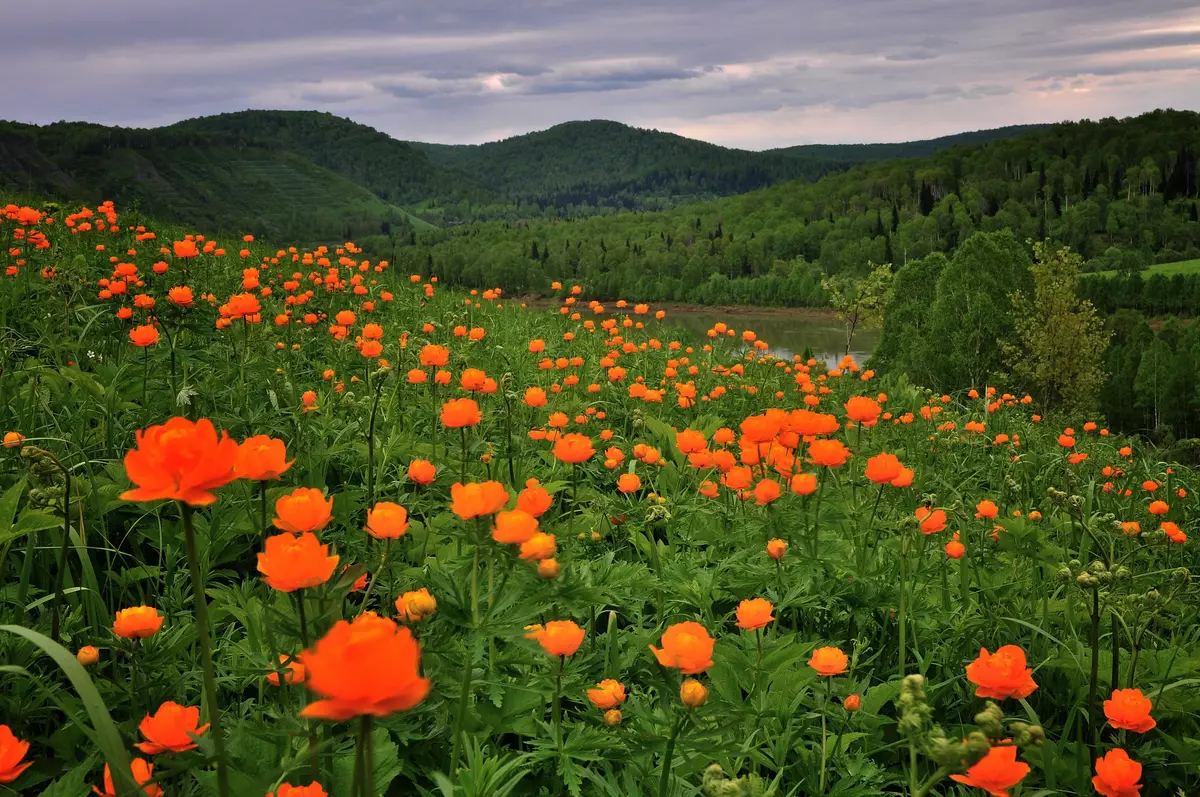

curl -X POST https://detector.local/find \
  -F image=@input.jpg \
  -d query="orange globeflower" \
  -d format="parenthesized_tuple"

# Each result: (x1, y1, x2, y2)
(844, 396, 881, 424)
(113, 606, 164, 639)
(129, 324, 160, 347)
(617, 473, 641, 493)
(419, 344, 449, 367)
(407, 459, 436, 485)
(257, 532, 339, 592)
(915, 507, 947, 534)
(441, 398, 481, 428)
(1148, 500, 1169, 516)
(136, 701, 209, 754)
(268, 783, 329, 797)
(234, 435, 292, 480)
(300, 612, 431, 720)
(808, 646, 849, 676)
(523, 387, 548, 408)
(766, 539, 788, 560)
(1092, 749, 1142, 797)
(975, 499, 999, 519)
(1104, 688, 1156, 733)
(790, 472, 818, 496)
(965, 645, 1038, 700)
(808, 439, 850, 468)
(0, 725, 32, 784)
(675, 429, 707, 454)
(394, 588, 437, 623)
(735, 598, 775, 630)
(451, 481, 509, 519)
(949, 744, 1030, 797)
(650, 621, 714, 674)
(944, 532, 966, 559)
(519, 532, 556, 561)
(364, 502, 409, 539)
(167, 286, 194, 307)
(553, 432, 595, 464)
(587, 679, 627, 710)
(864, 452, 903, 484)
(273, 487, 334, 534)
(680, 679, 708, 707)
(93, 758, 162, 797)
(516, 482, 552, 517)
(121, 417, 239, 506)
(754, 478, 781, 505)
(266, 654, 306, 686)
(3, 431, 25, 449)
(532, 620, 586, 656)
(492, 509, 539, 544)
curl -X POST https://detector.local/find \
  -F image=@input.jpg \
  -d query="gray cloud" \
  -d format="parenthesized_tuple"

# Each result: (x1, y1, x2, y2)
(0, 0, 1197, 148)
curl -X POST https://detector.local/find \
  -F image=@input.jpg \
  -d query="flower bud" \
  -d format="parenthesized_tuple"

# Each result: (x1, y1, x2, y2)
(77, 645, 100, 666)
(843, 693, 861, 712)
(537, 558, 561, 579)
(603, 709, 622, 726)
(680, 678, 708, 707)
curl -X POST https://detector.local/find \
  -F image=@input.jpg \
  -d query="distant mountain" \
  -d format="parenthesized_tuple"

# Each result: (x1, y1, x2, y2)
(766, 124, 1053, 162)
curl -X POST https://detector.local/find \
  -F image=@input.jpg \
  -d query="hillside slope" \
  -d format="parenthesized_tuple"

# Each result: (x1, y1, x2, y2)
(766, 123, 1051, 162)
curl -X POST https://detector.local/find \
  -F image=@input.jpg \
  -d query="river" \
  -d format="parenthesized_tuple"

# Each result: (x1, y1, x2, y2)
(663, 307, 879, 369)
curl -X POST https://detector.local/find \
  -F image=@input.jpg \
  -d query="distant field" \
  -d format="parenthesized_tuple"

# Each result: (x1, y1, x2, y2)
(1091, 259, 1200, 279)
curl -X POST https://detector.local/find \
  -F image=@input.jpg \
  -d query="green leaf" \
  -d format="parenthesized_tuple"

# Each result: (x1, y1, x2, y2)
(35, 760, 94, 797)
(0, 625, 139, 796)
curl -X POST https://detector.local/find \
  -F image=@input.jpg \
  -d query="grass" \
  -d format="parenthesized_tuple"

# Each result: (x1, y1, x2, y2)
(1090, 258, 1200, 279)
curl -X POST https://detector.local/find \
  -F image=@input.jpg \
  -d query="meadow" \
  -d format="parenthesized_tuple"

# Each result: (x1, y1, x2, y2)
(0, 199, 1197, 797)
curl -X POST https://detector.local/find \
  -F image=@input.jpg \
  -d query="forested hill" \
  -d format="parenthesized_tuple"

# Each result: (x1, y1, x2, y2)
(391, 109, 1200, 307)
(766, 123, 1051, 162)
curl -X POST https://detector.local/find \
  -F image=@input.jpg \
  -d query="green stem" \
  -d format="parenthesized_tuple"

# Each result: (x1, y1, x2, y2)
(1088, 587, 1100, 760)
(359, 539, 392, 615)
(180, 504, 229, 797)
(361, 716, 375, 797)
(898, 534, 908, 678)
(819, 677, 831, 794)
(296, 592, 319, 782)
(259, 481, 268, 538)
(50, 467, 72, 643)
(658, 711, 689, 797)
(552, 655, 565, 744)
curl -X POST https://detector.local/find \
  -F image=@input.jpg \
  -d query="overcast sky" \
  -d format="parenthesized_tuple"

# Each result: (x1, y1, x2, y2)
(2, 0, 1198, 149)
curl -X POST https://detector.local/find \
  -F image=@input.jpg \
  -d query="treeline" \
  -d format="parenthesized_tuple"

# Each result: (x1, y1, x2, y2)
(392, 109, 1200, 301)
(1080, 272, 1200, 317)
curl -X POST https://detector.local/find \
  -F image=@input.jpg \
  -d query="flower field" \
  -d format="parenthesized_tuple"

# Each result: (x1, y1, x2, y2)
(1, 199, 1197, 797)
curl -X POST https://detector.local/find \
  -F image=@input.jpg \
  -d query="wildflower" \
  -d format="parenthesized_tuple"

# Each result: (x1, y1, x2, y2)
(531, 620, 585, 656)
(450, 481, 509, 519)
(273, 488, 334, 534)
(1148, 500, 1169, 516)
(492, 509, 539, 544)
(680, 679, 709, 707)
(129, 324, 160, 347)
(588, 679, 627, 710)
(864, 453, 903, 484)
(808, 646, 849, 676)
(944, 532, 966, 559)
(268, 784, 329, 797)
(258, 533, 338, 592)
(675, 429, 707, 454)
(1092, 748, 1142, 797)
(790, 472, 818, 495)
(844, 396, 881, 424)
(915, 507, 947, 534)
(167, 286, 194, 307)
(604, 709, 622, 725)
(843, 694, 861, 711)
(121, 417, 239, 505)
(234, 435, 293, 480)
(441, 398, 481, 428)
(966, 645, 1038, 700)
(975, 500, 999, 519)
(266, 654, 305, 686)
(394, 588, 437, 623)
(523, 387, 547, 407)
(407, 459, 436, 485)
(735, 598, 775, 630)
(754, 478, 782, 504)
(808, 439, 850, 467)
(766, 539, 788, 560)
(77, 645, 100, 666)
(0, 726, 32, 784)
(364, 502, 410, 539)
(553, 432, 595, 464)
(113, 606, 164, 639)
(949, 744, 1029, 797)
(93, 759, 162, 797)
(136, 701, 209, 754)
(519, 532, 556, 561)
(419, 344, 449, 367)
(300, 613, 431, 720)
(2, 431, 24, 449)
(617, 473, 641, 493)
(537, 558, 560, 578)
(1104, 688, 1155, 733)
(516, 482, 552, 516)
(650, 622, 715, 674)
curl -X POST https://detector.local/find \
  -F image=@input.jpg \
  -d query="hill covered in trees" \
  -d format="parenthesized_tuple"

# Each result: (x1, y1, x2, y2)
(390, 109, 1200, 306)
(765, 123, 1051, 162)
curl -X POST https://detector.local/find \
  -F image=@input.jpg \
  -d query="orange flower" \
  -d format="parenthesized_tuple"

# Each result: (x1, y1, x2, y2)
(129, 324, 160, 347)
(167, 286, 194, 307)
(789, 472, 818, 496)
(766, 539, 788, 560)
(864, 452, 903, 484)
(419, 345, 450, 367)
(113, 606, 164, 639)
(407, 459, 436, 485)
(121, 417, 239, 506)
(492, 509, 539, 544)
(915, 506, 947, 534)
(1148, 500, 1168, 516)
(93, 758, 161, 797)
(531, 620, 586, 656)
(735, 598, 775, 630)
(394, 587, 437, 623)
(523, 386, 548, 407)
(268, 783, 329, 797)
(675, 429, 707, 454)
(266, 654, 306, 686)
(0, 725, 32, 784)
(2, 431, 25, 449)
(516, 482, 552, 517)
(1104, 688, 1156, 733)
(1092, 748, 1142, 797)
(807, 439, 850, 468)
(965, 645, 1038, 700)
(77, 645, 100, 666)
(843, 694, 861, 711)
(441, 398, 481, 428)
(617, 473, 641, 493)
(754, 478, 781, 505)
(553, 432, 595, 464)
(975, 499, 999, 519)
(300, 612, 431, 720)
(844, 396, 881, 424)
(949, 744, 1030, 797)
(257, 532, 339, 592)
(808, 646, 848, 676)
(680, 678, 709, 707)
(273, 488, 334, 534)
(587, 679, 627, 711)
(234, 435, 292, 480)
(364, 502, 409, 539)
(519, 532, 556, 561)
(650, 621, 714, 674)
(451, 481, 509, 519)
(944, 532, 966, 559)
(136, 701, 209, 754)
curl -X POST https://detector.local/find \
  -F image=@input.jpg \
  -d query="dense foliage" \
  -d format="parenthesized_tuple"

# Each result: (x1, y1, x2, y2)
(2, 199, 1199, 797)
(764, 124, 1051, 162)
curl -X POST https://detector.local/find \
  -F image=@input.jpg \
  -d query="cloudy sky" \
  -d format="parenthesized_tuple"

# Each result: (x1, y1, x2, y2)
(3, 0, 1198, 149)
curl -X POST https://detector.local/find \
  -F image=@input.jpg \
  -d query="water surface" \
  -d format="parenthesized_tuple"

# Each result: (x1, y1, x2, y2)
(664, 308, 879, 369)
